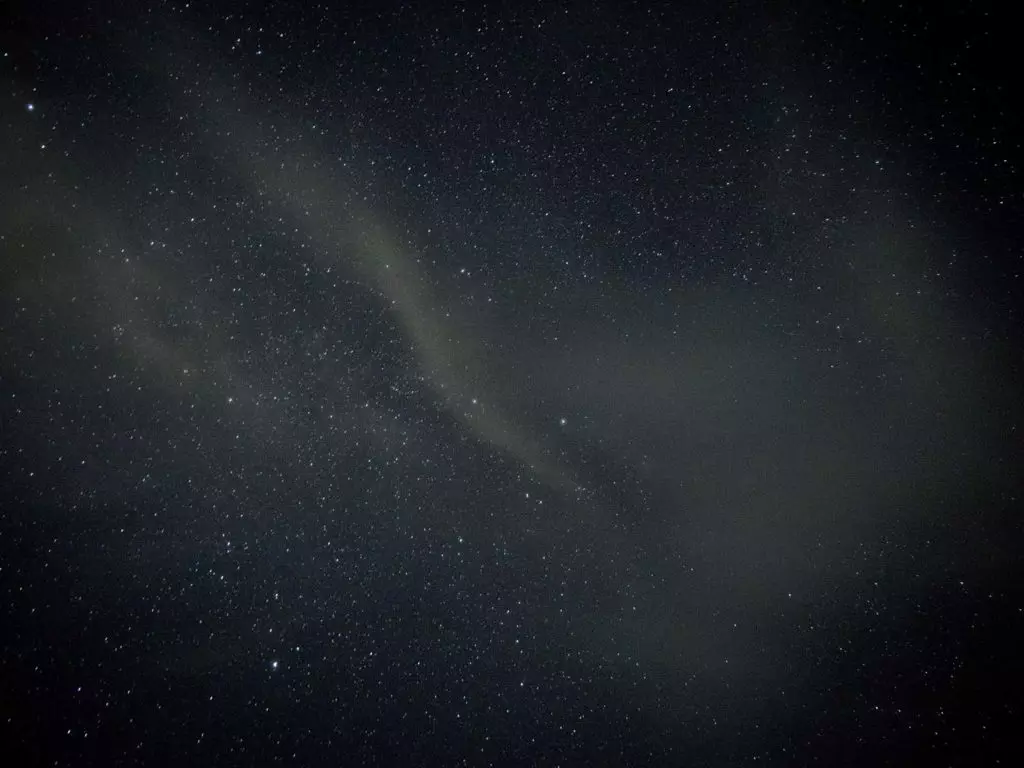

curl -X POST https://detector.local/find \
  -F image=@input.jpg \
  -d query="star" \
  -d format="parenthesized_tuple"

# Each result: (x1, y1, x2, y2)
(1, 3, 1016, 765)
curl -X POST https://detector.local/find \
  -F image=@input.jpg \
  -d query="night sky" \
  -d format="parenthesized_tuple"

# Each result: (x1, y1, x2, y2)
(2, 1, 1022, 765)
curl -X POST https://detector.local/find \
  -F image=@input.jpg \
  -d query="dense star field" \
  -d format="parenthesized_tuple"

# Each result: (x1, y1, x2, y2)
(2, 1, 1022, 764)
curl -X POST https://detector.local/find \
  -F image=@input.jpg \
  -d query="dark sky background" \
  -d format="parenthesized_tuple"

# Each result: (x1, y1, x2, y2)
(2, 1, 1022, 765)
